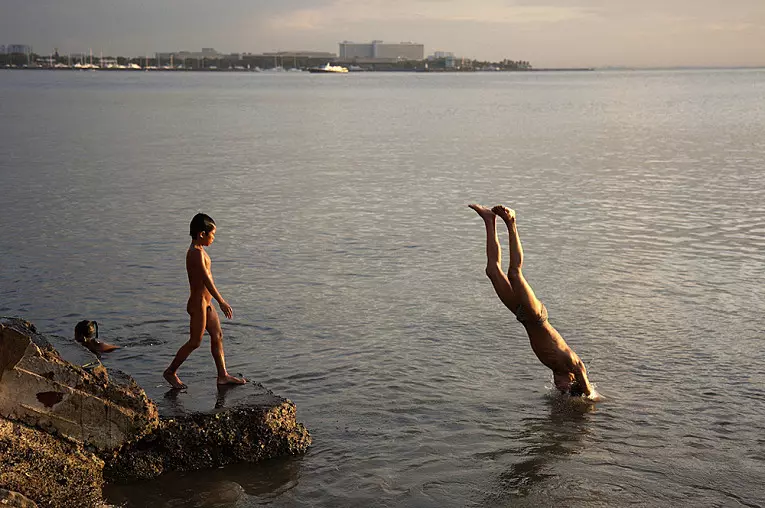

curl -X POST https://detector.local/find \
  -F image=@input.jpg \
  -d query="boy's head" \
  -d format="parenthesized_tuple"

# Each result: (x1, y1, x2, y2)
(190, 213, 216, 240)
(74, 320, 98, 343)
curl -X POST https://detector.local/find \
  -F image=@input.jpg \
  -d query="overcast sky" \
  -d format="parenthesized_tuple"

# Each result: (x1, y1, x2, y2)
(2, 0, 763, 67)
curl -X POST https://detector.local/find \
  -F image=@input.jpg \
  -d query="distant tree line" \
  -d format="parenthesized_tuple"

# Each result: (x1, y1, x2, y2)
(1, 51, 533, 72)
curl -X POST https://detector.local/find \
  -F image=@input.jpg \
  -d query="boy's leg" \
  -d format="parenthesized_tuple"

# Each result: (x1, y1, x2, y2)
(468, 204, 519, 311)
(206, 307, 246, 385)
(164, 307, 206, 389)
(492, 206, 544, 317)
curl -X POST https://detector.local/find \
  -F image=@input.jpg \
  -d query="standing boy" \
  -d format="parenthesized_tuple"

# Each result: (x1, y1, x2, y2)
(164, 213, 246, 389)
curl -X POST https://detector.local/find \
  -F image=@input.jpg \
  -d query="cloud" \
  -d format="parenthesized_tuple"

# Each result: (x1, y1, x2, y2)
(701, 22, 755, 32)
(1, 0, 764, 66)
(266, 0, 594, 31)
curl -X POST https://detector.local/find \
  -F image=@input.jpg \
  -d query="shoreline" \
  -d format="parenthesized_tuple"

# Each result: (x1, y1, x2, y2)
(0, 66, 594, 73)
(0, 317, 311, 507)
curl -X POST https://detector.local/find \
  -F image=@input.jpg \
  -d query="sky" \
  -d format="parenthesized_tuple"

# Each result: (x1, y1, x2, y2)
(2, 0, 763, 68)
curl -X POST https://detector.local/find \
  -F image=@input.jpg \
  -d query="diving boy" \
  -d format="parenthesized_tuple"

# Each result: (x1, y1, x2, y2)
(469, 204, 598, 399)
(163, 213, 246, 389)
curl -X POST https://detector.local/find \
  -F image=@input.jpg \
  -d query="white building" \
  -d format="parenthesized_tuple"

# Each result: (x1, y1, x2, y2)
(429, 51, 455, 60)
(339, 41, 424, 61)
(5, 44, 32, 55)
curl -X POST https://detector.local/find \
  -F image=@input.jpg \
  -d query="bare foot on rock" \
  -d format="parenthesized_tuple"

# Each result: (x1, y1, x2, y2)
(163, 368, 187, 390)
(468, 204, 496, 222)
(492, 205, 516, 224)
(217, 373, 247, 386)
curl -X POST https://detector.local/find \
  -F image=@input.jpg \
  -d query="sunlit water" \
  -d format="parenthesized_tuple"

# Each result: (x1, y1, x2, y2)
(1, 69, 764, 507)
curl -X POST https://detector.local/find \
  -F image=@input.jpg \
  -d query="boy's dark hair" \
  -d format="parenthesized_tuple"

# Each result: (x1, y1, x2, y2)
(74, 320, 98, 343)
(190, 213, 216, 238)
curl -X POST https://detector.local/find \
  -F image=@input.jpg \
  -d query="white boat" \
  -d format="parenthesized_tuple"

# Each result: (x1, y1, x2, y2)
(309, 63, 348, 74)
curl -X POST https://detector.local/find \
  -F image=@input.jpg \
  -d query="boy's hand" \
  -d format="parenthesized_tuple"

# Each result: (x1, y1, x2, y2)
(219, 301, 234, 319)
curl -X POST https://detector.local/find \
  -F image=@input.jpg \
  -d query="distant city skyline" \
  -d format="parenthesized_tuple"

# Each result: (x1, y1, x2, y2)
(2, 0, 764, 68)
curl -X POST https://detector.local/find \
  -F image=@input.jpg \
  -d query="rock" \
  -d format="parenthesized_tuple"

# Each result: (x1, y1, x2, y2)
(104, 383, 312, 482)
(0, 318, 312, 505)
(0, 318, 159, 452)
(0, 488, 38, 508)
(0, 418, 103, 508)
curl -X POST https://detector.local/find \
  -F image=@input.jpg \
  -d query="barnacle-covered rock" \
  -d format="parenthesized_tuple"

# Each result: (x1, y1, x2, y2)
(104, 383, 311, 482)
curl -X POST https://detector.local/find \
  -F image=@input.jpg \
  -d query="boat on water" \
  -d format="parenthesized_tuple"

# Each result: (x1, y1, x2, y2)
(309, 63, 349, 74)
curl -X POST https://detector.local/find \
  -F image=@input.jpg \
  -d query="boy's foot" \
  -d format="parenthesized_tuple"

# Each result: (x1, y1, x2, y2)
(217, 374, 247, 386)
(163, 368, 187, 390)
(468, 204, 496, 221)
(492, 205, 516, 223)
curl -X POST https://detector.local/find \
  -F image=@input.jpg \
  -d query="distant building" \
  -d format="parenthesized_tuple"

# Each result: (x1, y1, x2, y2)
(261, 51, 336, 59)
(429, 51, 455, 60)
(338, 40, 424, 61)
(5, 44, 32, 55)
(0, 46, 5, 54)
(427, 51, 457, 69)
(155, 48, 231, 62)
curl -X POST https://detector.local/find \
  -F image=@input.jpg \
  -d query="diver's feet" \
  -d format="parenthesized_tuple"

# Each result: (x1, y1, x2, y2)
(163, 368, 187, 390)
(492, 205, 516, 224)
(468, 204, 496, 222)
(217, 373, 247, 386)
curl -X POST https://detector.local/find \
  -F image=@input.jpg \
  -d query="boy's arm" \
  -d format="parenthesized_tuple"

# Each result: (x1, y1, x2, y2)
(572, 359, 596, 399)
(189, 249, 233, 318)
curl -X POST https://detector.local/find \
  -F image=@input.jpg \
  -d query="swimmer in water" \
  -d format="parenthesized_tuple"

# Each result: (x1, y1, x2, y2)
(163, 213, 246, 390)
(74, 320, 119, 355)
(469, 204, 597, 399)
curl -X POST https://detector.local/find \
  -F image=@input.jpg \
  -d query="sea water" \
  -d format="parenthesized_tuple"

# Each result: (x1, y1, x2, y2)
(1, 69, 764, 507)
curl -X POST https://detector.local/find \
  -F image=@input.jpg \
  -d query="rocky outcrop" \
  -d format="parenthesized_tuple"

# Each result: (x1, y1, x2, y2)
(0, 418, 103, 508)
(0, 488, 39, 508)
(0, 318, 158, 452)
(105, 385, 312, 482)
(0, 318, 312, 506)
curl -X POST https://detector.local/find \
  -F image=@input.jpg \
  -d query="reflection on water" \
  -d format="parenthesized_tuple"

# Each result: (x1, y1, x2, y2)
(479, 395, 596, 506)
(215, 383, 238, 409)
(104, 456, 304, 507)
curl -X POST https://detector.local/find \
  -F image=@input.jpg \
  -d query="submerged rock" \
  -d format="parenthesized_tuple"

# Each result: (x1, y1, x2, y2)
(104, 383, 312, 482)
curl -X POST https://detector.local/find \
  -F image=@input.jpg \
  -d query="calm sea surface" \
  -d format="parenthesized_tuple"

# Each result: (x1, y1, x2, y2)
(1, 69, 765, 507)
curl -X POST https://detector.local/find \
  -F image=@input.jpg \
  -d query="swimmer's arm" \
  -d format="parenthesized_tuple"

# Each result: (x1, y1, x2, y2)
(573, 361, 594, 398)
(189, 249, 233, 318)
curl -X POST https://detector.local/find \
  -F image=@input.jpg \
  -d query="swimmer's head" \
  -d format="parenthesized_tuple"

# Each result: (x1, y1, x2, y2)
(190, 213, 216, 240)
(74, 320, 98, 343)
